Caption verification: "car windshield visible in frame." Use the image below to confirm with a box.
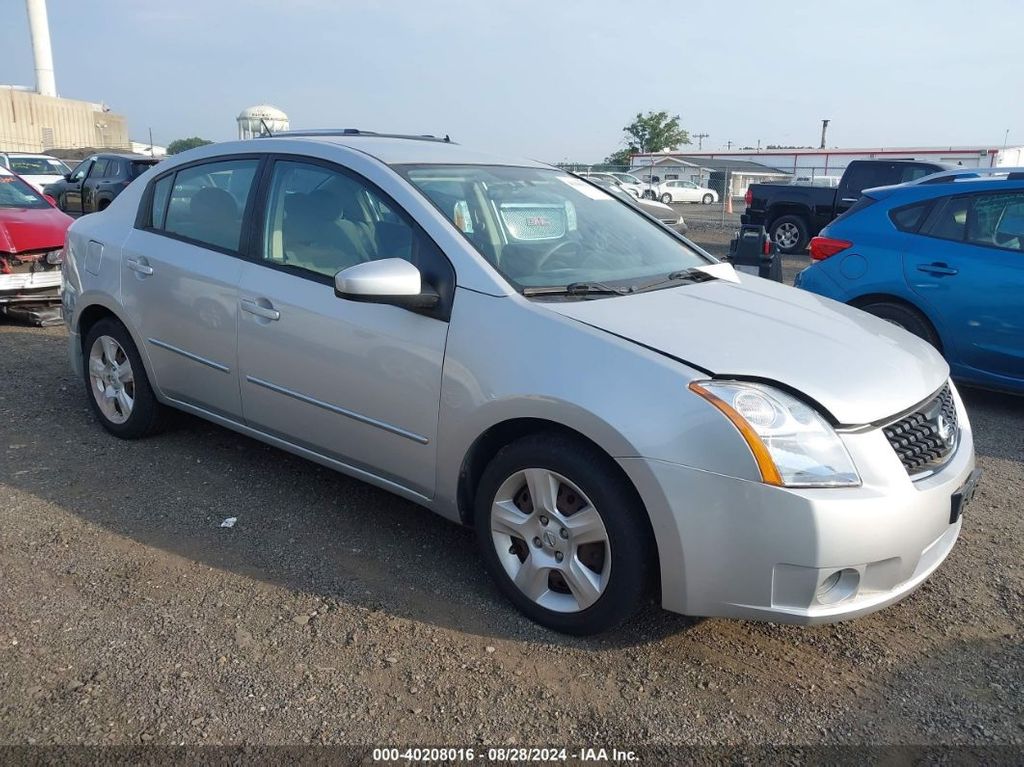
[8,157,70,175]
[398,165,708,291]
[0,173,49,209]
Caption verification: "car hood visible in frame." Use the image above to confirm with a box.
[543,273,949,425]
[0,206,73,253]
[20,174,65,192]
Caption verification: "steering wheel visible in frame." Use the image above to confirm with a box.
[534,239,581,271]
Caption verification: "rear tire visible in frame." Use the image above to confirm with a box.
[660,193,673,205]
[702,193,714,204]
[474,433,653,636]
[769,215,810,254]
[83,317,166,439]
[856,301,941,348]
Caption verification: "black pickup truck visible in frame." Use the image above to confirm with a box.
[741,159,947,253]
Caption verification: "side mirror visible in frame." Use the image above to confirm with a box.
[64,173,73,182]
[43,194,57,207]
[334,258,439,309]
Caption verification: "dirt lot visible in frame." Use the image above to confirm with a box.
[1,313,1022,749]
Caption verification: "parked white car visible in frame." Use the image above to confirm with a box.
[579,172,644,198]
[0,153,71,193]
[656,180,719,205]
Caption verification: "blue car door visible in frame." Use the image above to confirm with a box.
[906,190,1024,385]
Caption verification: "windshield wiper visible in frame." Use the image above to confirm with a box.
[522,281,633,297]
[632,266,717,293]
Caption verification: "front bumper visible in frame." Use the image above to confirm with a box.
[622,386,976,624]
[0,270,62,304]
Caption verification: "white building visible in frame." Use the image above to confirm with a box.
[237,105,289,139]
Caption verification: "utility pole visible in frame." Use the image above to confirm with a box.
[727,140,733,150]
[820,119,830,149]
[694,132,709,150]
[1004,129,1010,149]
[149,127,154,157]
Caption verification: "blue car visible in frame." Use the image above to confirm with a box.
[795,168,1024,394]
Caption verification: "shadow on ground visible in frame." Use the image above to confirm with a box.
[0,328,697,649]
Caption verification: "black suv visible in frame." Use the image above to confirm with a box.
[44,153,160,216]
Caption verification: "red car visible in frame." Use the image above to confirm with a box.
[0,167,73,323]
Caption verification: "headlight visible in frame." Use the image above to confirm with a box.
[45,249,63,265]
[689,380,860,488]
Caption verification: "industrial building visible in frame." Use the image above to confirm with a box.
[0,0,130,154]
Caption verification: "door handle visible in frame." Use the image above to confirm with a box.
[917,262,958,276]
[126,257,154,276]
[240,298,280,321]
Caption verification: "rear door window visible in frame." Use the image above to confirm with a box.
[160,159,259,252]
[966,192,1024,252]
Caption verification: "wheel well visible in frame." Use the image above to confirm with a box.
[848,293,943,353]
[76,304,118,350]
[457,419,637,525]
[456,417,661,593]
[766,206,810,229]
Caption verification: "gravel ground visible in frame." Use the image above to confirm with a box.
[0,316,1022,750]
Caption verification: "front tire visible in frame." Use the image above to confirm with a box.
[660,193,673,205]
[769,215,810,254]
[702,193,714,205]
[857,301,941,348]
[474,433,653,635]
[83,318,166,439]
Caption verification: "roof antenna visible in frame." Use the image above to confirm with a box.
[444,134,451,143]
[260,118,274,137]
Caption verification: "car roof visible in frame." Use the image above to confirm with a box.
[864,168,1024,201]
[95,153,159,161]
[255,133,549,169]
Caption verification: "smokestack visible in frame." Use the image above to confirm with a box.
[26,0,57,97]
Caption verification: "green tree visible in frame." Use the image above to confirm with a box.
[603,147,634,167]
[166,136,213,155]
[604,110,690,167]
[623,110,689,154]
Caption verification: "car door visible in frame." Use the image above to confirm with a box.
[120,156,261,419]
[905,190,1024,382]
[81,158,109,213]
[236,158,453,498]
[63,158,92,214]
[679,181,700,202]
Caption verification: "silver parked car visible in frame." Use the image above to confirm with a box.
[62,131,979,635]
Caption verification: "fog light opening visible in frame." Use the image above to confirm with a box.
[816,568,860,605]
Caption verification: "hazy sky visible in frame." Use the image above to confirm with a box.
[3,0,1021,161]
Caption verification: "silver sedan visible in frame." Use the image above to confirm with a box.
[62,132,978,635]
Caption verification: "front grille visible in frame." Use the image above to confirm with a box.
[883,383,959,476]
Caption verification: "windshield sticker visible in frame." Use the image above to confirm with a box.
[557,176,611,201]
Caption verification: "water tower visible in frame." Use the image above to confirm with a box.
[237,105,289,139]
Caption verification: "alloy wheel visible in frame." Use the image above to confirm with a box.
[490,468,611,613]
[774,222,801,249]
[88,335,135,424]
